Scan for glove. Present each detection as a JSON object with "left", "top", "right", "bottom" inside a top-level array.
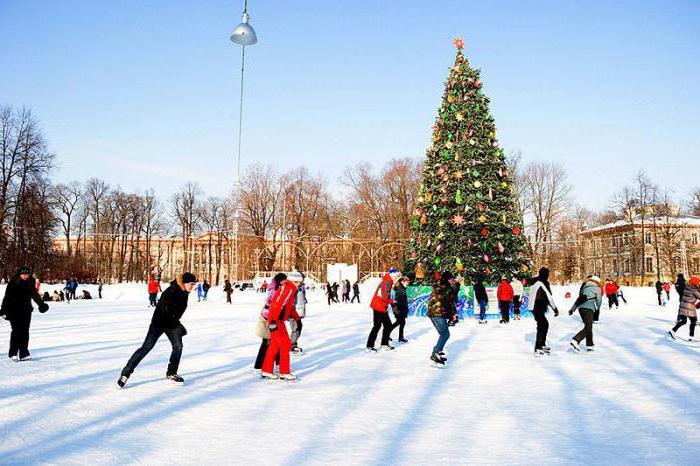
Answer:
[
  {"left": 554, "top": 308, "right": 559, "bottom": 317},
  {"left": 39, "top": 303, "right": 49, "bottom": 313},
  {"left": 568, "top": 308, "right": 574, "bottom": 316},
  {"left": 268, "top": 321, "right": 278, "bottom": 331}
]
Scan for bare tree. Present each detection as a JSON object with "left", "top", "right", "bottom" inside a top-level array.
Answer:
[
  {"left": 172, "top": 183, "right": 202, "bottom": 271},
  {"left": 50, "top": 181, "right": 82, "bottom": 256}
]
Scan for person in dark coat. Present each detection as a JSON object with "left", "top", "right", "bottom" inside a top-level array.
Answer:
[
  {"left": 224, "top": 279, "right": 233, "bottom": 304},
  {"left": 118, "top": 272, "right": 197, "bottom": 387},
  {"left": 474, "top": 276, "right": 489, "bottom": 323},
  {"left": 0, "top": 267, "right": 49, "bottom": 361},
  {"left": 390, "top": 276, "right": 410, "bottom": 343},
  {"left": 351, "top": 281, "right": 360, "bottom": 303},
  {"left": 527, "top": 267, "right": 559, "bottom": 356},
  {"left": 668, "top": 276, "right": 700, "bottom": 342},
  {"left": 675, "top": 274, "right": 686, "bottom": 299},
  {"left": 427, "top": 271, "right": 458, "bottom": 367},
  {"left": 202, "top": 280, "right": 210, "bottom": 301},
  {"left": 655, "top": 280, "right": 664, "bottom": 306}
]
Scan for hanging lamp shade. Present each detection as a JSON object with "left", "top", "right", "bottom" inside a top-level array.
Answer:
[{"left": 230, "top": 12, "right": 257, "bottom": 45}]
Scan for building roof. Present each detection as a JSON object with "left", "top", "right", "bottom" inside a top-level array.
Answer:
[{"left": 580, "top": 215, "right": 700, "bottom": 235}]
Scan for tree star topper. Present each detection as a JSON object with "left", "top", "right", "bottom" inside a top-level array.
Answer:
[{"left": 453, "top": 37, "right": 464, "bottom": 50}]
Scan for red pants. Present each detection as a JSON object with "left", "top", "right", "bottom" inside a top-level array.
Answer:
[{"left": 262, "top": 325, "right": 291, "bottom": 375}]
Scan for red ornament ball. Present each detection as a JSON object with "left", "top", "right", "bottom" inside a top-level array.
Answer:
[
  {"left": 481, "top": 227, "right": 488, "bottom": 237},
  {"left": 513, "top": 227, "right": 521, "bottom": 236}
]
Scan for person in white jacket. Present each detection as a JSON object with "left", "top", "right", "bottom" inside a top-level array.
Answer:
[
  {"left": 510, "top": 277, "right": 524, "bottom": 320},
  {"left": 528, "top": 267, "right": 559, "bottom": 356}
]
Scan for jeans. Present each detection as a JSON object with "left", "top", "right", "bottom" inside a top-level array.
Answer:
[
  {"left": 226, "top": 292, "right": 232, "bottom": 303},
  {"left": 499, "top": 301, "right": 510, "bottom": 323},
  {"left": 367, "top": 310, "right": 392, "bottom": 348},
  {"left": 430, "top": 316, "right": 450, "bottom": 353},
  {"left": 122, "top": 323, "right": 186, "bottom": 377},
  {"left": 478, "top": 300, "right": 488, "bottom": 320},
  {"left": 532, "top": 309, "right": 549, "bottom": 350},
  {"left": 672, "top": 315, "right": 697, "bottom": 337},
  {"left": 8, "top": 311, "right": 32, "bottom": 358},
  {"left": 149, "top": 292, "right": 157, "bottom": 306},
  {"left": 573, "top": 308, "right": 595, "bottom": 346}
]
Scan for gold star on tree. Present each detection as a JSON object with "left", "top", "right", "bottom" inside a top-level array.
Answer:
[
  {"left": 451, "top": 214, "right": 465, "bottom": 226},
  {"left": 454, "top": 170, "right": 464, "bottom": 179}
]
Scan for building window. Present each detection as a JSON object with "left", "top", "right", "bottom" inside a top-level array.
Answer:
[
  {"left": 645, "top": 257, "right": 653, "bottom": 273},
  {"left": 692, "top": 233, "right": 699, "bottom": 245},
  {"left": 645, "top": 232, "right": 652, "bottom": 244}
]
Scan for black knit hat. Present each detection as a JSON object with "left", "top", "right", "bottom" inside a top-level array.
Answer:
[
  {"left": 182, "top": 272, "right": 196, "bottom": 284},
  {"left": 18, "top": 266, "right": 31, "bottom": 275}
]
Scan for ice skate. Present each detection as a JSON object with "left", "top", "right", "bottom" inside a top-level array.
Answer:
[
  {"left": 117, "top": 375, "right": 129, "bottom": 388},
  {"left": 279, "top": 373, "right": 297, "bottom": 381},
  {"left": 430, "top": 352, "right": 446, "bottom": 368},
  {"left": 380, "top": 345, "right": 395, "bottom": 351},
  {"left": 261, "top": 372, "right": 279, "bottom": 379},
  {"left": 570, "top": 340, "right": 581, "bottom": 352},
  {"left": 167, "top": 374, "right": 185, "bottom": 384}
]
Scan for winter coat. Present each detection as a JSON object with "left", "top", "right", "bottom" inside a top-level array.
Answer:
[
  {"left": 510, "top": 279, "right": 524, "bottom": 296},
  {"left": 473, "top": 282, "right": 488, "bottom": 302},
  {"left": 267, "top": 281, "right": 301, "bottom": 325},
  {"left": 393, "top": 282, "right": 409, "bottom": 318},
  {"left": 427, "top": 281, "right": 455, "bottom": 319},
  {"left": 342, "top": 281, "right": 350, "bottom": 295},
  {"left": 370, "top": 273, "right": 394, "bottom": 313},
  {"left": 224, "top": 280, "right": 233, "bottom": 293},
  {"left": 675, "top": 276, "right": 686, "bottom": 297},
  {"left": 678, "top": 284, "right": 700, "bottom": 318},
  {"left": 261, "top": 280, "right": 280, "bottom": 319},
  {"left": 202, "top": 282, "right": 210, "bottom": 293},
  {"left": 655, "top": 281, "right": 663, "bottom": 293},
  {"left": 662, "top": 283, "right": 671, "bottom": 293},
  {"left": 604, "top": 282, "right": 618, "bottom": 296},
  {"left": 294, "top": 285, "right": 308, "bottom": 318},
  {"left": 147, "top": 278, "right": 160, "bottom": 294},
  {"left": 1, "top": 275, "right": 48, "bottom": 319},
  {"left": 353, "top": 282, "right": 360, "bottom": 295},
  {"left": 151, "top": 278, "right": 190, "bottom": 329},
  {"left": 497, "top": 281, "right": 514, "bottom": 302},
  {"left": 575, "top": 281, "right": 602, "bottom": 312},
  {"left": 528, "top": 278, "right": 557, "bottom": 313}
]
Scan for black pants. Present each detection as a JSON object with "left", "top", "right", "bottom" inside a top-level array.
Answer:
[
  {"left": 8, "top": 311, "right": 32, "bottom": 358},
  {"left": 122, "top": 323, "right": 186, "bottom": 377},
  {"left": 149, "top": 293, "right": 157, "bottom": 306},
  {"left": 657, "top": 291, "right": 662, "bottom": 305},
  {"left": 607, "top": 294, "right": 618, "bottom": 309},
  {"left": 226, "top": 292, "right": 232, "bottom": 303},
  {"left": 573, "top": 308, "right": 595, "bottom": 346},
  {"left": 391, "top": 312, "right": 407, "bottom": 340},
  {"left": 327, "top": 295, "right": 333, "bottom": 305},
  {"left": 351, "top": 292, "right": 360, "bottom": 303},
  {"left": 532, "top": 309, "right": 549, "bottom": 350},
  {"left": 499, "top": 301, "right": 510, "bottom": 323},
  {"left": 513, "top": 295, "right": 521, "bottom": 315},
  {"left": 672, "top": 315, "right": 697, "bottom": 337},
  {"left": 618, "top": 292, "right": 627, "bottom": 304},
  {"left": 367, "top": 310, "right": 392, "bottom": 348},
  {"left": 594, "top": 308, "right": 600, "bottom": 322},
  {"left": 254, "top": 338, "right": 279, "bottom": 369}
]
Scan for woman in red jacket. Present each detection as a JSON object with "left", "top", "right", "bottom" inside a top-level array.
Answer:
[
  {"left": 366, "top": 269, "right": 401, "bottom": 352},
  {"left": 496, "top": 277, "right": 514, "bottom": 324}
]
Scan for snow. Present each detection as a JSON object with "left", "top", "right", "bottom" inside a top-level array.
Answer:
[{"left": 1, "top": 283, "right": 699, "bottom": 465}]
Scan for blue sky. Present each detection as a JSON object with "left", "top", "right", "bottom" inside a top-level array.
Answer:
[{"left": 1, "top": 0, "right": 698, "bottom": 210}]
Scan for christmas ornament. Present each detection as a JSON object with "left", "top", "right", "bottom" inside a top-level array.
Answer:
[
  {"left": 453, "top": 37, "right": 464, "bottom": 49},
  {"left": 434, "top": 257, "right": 442, "bottom": 266},
  {"left": 483, "top": 254, "right": 490, "bottom": 263},
  {"left": 436, "top": 244, "right": 442, "bottom": 252},
  {"left": 497, "top": 242, "right": 504, "bottom": 254},
  {"left": 473, "top": 180, "right": 482, "bottom": 188},
  {"left": 439, "top": 220, "right": 446, "bottom": 227},
  {"left": 455, "top": 257, "right": 464, "bottom": 271},
  {"left": 455, "top": 189, "right": 463, "bottom": 204},
  {"left": 513, "top": 227, "right": 521, "bottom": 236},
  {"left": 454, "top": 170, "right": 464, "bottom": 179},
  {"left": 451, "top": 214, "right": 465, "bottom": 226},
  {"left": 479, "top": 214, "right": 487, "bottom": 223},
  {"left": 481, "top": 227, "right": 488, "bottom": 237},
  {"left": 415, "top": 262, "right": 425, "bottom": 279}
]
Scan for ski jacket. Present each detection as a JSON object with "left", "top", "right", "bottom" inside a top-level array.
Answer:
[
  {"left": 662, "top": 283, "right": 671, "bottom": 293},
  {"left": 1, "top": 274, "right": 48, "bottom": 318},
  {"left": 370, "top": 274, "right": 394, "bottom": 313},
  {"left": 497, "top": 281, "right": 514, "bottom": 302},
  {"left": 528, "top": 280, "right": 557, "bottom": 313},
  {"left": 473, "top": 282, "right": 488, "bottom": 302},
  {"left": 604, "top": 283, "right": 618, "bottom": 296},
  {"left": 151, "top": 278, "right": 190, "bottom": 329},
  {"left": 224, "top": 281, "right": 233, "bottom": 293},
  {"left": 393, "top": 282, "right": 409, "bottom": 317},
  {"left": 427, "top": 281, "right": 455, "bottom": 319},
  {"left": 675, "top": 276, "right": 686, "bottom": 297},
  {"left": 353, "top": 283, "right": 360, "bottom": 295},
  {"left": 267, "top": 281, "right": 300, "bottom": 324},
  {"left": 510, "top": 279, "right": 524, "bottom": 296},
  {"left": 202, "top": 282, "right": 210, "bottom": 293},
  {"left": 261, "top": 280, "right": 280, "bottom": 319},
  {"left": 655, "top": 281, "right": 663, "bottom": 292},
  {"left": 294, "top": 285, "right": 308, "bottom": 318},
  {"left": 678, "top": 284, "right": 700, "bottom": 318},
  {"left": 147, "top": 278, "right": 160, "bottom": 294},
  {"left": 575, "top": 281, "right": 602, "bottom": 312}
]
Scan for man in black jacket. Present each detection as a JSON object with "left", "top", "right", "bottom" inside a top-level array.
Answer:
[
  {"left": 118, "top": 273, "right": 196, "bottom": 387},
  {"left": 474, "top": 276, "right": 488, "bottom": 324},
  {"left": 0, "top": 267, "right": 49, "bottom": 361}
]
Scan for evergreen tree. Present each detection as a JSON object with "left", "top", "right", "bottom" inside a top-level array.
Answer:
[{"left": 405, "top": 38, "right": 528, "bottom": 285}]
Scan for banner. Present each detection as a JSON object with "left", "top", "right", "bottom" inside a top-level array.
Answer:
[{"left": 406, "top": 285, "right": 530, "bottom": 319}]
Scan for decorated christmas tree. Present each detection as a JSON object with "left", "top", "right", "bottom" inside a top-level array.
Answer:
[{"left": 404, "top": 38, "right": 528, "bottom": 285}]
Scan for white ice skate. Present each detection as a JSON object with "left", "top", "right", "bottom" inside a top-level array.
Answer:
[
  {"left": 569, "top": 340, "right": 581, "bottom": 352},
  {"left": 279, "top": 373, "right": 297, "bottom": 381},
  {"left": 261, "top": 372, "right": 279, "bottom": 380}
]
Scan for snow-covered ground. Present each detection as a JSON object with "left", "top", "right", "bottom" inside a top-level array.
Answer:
[{"left": 1, "top": 283, "right": 699, "bottom": 465}]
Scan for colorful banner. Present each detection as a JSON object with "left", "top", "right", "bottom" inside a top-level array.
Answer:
[{"left": 406, "top": 285, "right": 531, "bottom": 319}]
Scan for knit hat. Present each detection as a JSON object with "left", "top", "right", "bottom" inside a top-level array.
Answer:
[
  {"left": 689, "top": 276, "right": 700, "bottom": 287},
  {"left": 181, "top": 272, "right": 197, "bottom": 284},
  {"left": 589, "top": 275, "right": 601, "bottom": 284},
  {"left": 18, "top": 266, "right": 32, "bottom": 275},
  {"left": 287, "top": 271, "right": 304, "bottom": 283}
]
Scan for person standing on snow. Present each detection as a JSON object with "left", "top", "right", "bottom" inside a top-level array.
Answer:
[
  {"left": 662, "top": 282, "right": 671, "bottom": 301},
  {"left": 366, "top": 269, "right": 401, "bottom": 352},
  {"left": 0, "top": 267, "right": 49, "bottom": 361},
  {"left": 655, "top": 280, "right": 664, "bottom": 306},
  {"left": 341, "top": 280, "right": 350, "bottom": 302},
  {"left": 351, "top": 281, "right": 361, "bottom": 303},
  {"left": 510, "top": 277, "right": 524, "bottom": 320},
  {"left": 117, "top": 272, "right": 197, "bottom": 387},
  {"left": 569, "top": 275, "right": 602, "bottom": 352},
  {"left": 261, "top": 274, "right": 303, "bottom": 380},
  {"left": 289, "top": 271, "right": 307, "bottom": 354},
  {"left": 147, "top": 275, "right": 161, "bottom": 307},
  {"left": 675, "top": 274, "right": 686, "bottom": 299},
  {"left": 668, "top": 276, "right": 700, "bottom": 342},
  {"left": 474, "top": 276, "right": 488, "bottom": 324},
  {"left": 528, "top": 267, "right": 559, "bottom": 356},
  {"left": 254, "top": 273, "right": 286, "bottom": 371},
  {"left": 98, "top": 280, "right": 103, "bottom": 299},
  {"left": 202, "top": 280, "right": 210, "bottom": 301},
  {"left": 604, "top": 279, "right": 619, "bottom": 310},
  {"left": 427, "top": 271, "right": 457, "bottom": 367},
  {"left": 224, "top": 279, "right": 233, "bottom": 304},
  {"left": 196, "top": 281, "right": 203, "bottom": 302},
  {"left": 390, "top": 276, "right": 411, "bottom": 343},
  {"left": 496, "top": 276, "right": 514, "bottom": 324}
]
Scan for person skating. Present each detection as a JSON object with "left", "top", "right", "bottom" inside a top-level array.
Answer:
[
  {"left": 290, "top": 272, "right": 307, "bottom": 354},
  {"left": 202, "top": 280, "right": 210, "bottom": 301},
  {"left": 604, "top": 279, "right": 619, "bottom": 310},
  {"left": 224, "top": 279, "right": 233, "bottom": 304},
  {"left": 254, "top": 273, "right": 286, "bottom": 371},
  {"left": 341, "top": 279, "right": 350, "bottom": 302},
  {"left": 528, "top": 267, "right": 559, "bottom": 356},
  {"left": 474, "top": 276, "right": 488, "bottom": 324},
  {"left": 390, "top": 276, "right": 410, "bottom": 343},
  {"left": 351, "top": 281, "right": 360, "bottom": 303},
  {"left": 675, "top": 274, "right": 686, "bottom": 299},
  {"left": 668, "top": 276, "right": 700, "bottom": 342},
  {"left": 98, "top": 280, "right": 103, "bottom": 299},
  {"left": 496, "top": 276, "right": 514, "bottom": 324},
  {"left": 196, "top": 281, "right": 203, "bottom": 302},
  {"left": 366, "top": 269, "right": 400, "bottom": 352},
  {"left": 261, "top": 274, "right": 303, "bottom": 380},
  {"left": 117, "top": 273, "right": 197, "bottom": 388},
  {"left": 427, "top": 272, "right": 457, "bottom": 367},
  {"left": 0, "top": 267, "right": 49, "bottom": 361},
  {"left": 510, "top": 277, "right": 524, "bottom": 320},
  {"left": 662, "top": 282, "right": 671, "bottom": 301},
  {"left": 616, "top": 282, "right": 627, "bottom": 304},
  {"left": 332, "top": 282, "right": 340, "bottom": 303},
  {"left": 326, "top": 282, "right": 334, "bottom": 306},
  {"left": 569, "top": 275, "right": 602, "bottom": 352},
  {"left": 655, "top": 280, "right": 664, "bottom": 306},
  {"left": 147, "top": 275, "right": 161, "bottom": 307}
]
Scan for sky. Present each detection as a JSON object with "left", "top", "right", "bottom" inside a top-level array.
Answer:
[{"left": 1, "top": 0, "right": 699, "bottom": 211}]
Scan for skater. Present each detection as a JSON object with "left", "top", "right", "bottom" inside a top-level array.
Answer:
[
  {"left": 224, "top": 279, "right": 233, "bottom": 304},
  {"left": 668, "top": 276, "right": 700, "bottom": 342},
  {"left": 663, "top": 282, "right": 671, "bottom": 301},
  {"left": 332, "top": 282, "right": 340, "bottom": 303},
  {"left": 261, "top": 273, "right": 303, "bottom": 380},
  {"left": 569, "top": 275, "right": 602, "bottom": 352},
  {"left": 98, "top": 280, "right": 103, "bottom": 299},
  {"left": 326, "top": 282, "right": 334, "bottom": 306},
  {"left": 290, "top": 272, "right": 307, "bottom": 354},
  {"left": 196, "top": 281, "right": 203, "bottom": 302},
  {"left": 202, "top": 280, "right": 210, "bottom": 301},
  {"left": 474, "top": 276, "right": 488, "bottom": 324},
  {"left": 510, "top": 277, "right": 524, "bottom": 319},
  {"left": 147, "top": 275, "right": 160, "bottom": 307},
  {"left": 497, "top": 276, "right": 514, "bottom": 324},
  {"left": 117, "top": 272, "right": 197, "bottom": 387},
  {"left": 604, "top": 279, "right": 619, "bottom": 309},
  {"left": 390, "top": 276, "right": 410, "bottom": 343},
  {"left": 0, "top": 267, "right": 49, "bottom": 361},
  {"left": 617, "top": 283, "right": 627, "bottom": 304},
  {"left": 261, "top": 280, "right": 268, "bottom": 293},
  {"left": 366, "top": 269, "right": 400, "bottom": 352},
  {"left": 351, "top": 281, "right": 360, "bottom": 303},
  {"left": 528, "top": 267, "right": 559, "bottom": 356},
  {"left": 341, "top": 279, "right": 350, "bottom": 302},
  {"left": 63, "top": 279, "right": 72, "bottom": 303},
  {"left": 41, "top": 291, "right": 51, "bottom": 302},
  {"left": 675, "top": 274, "right": 686, "bottom": 298},
  {"left": 59, "top": 290, "right": 65, "bottom": 302},
  {"left": 427, "top": 271, "right": 457, "bottom": 367},
  {"left": 255, "top": 273, "right": 286, "bottom": 371},
  {"left": 655, "top": 280, "right": 664, "bottom": 306}
]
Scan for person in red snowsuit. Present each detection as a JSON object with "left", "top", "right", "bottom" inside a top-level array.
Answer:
[
  {"left": 147, "top": 276, "right": 161, "bottom": 307},
  {"left": 496, "top": 277, "right": 514, "bottom": 324},
  {"left": 604, "top": 279, "right": 619, "bottom": 309},
  {"left": 366, "top": 269, "right": 401, "bottom": 351},
  {"left": 262, "top": 275, "right": 303, "bottom": 380}
]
